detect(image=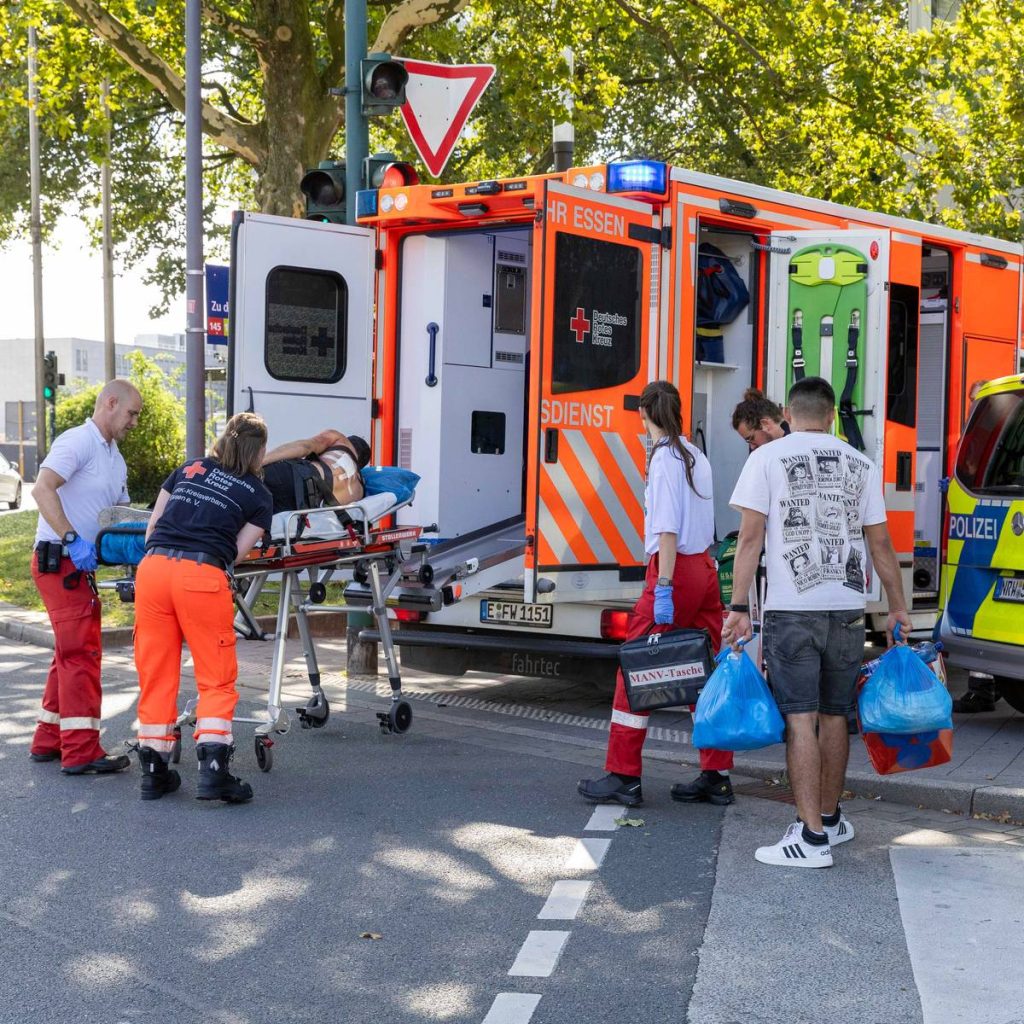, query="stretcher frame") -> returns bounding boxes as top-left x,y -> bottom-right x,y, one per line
96,498 -> 425,772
